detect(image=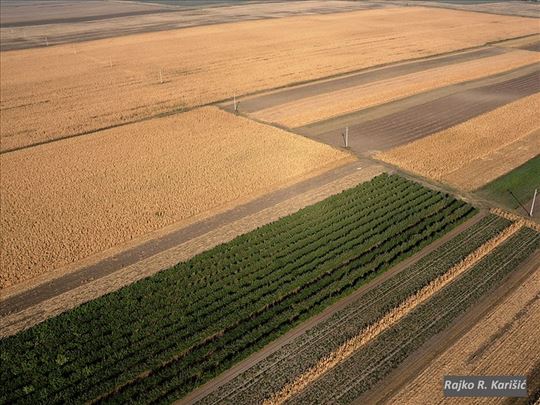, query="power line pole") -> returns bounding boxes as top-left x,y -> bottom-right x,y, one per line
342,126 -> 349,148
530,188 -> 537,217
